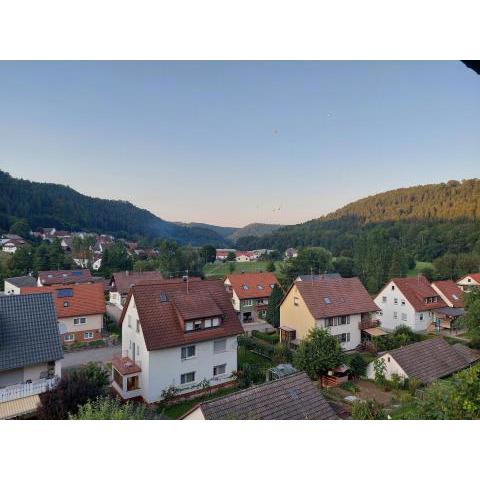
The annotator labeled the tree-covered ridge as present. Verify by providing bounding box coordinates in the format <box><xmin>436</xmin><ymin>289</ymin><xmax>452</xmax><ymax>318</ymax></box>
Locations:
<box><xmin>0</xmin><ymin>170</ymin><xmax>227</xmax><ymax>246</ymax></box>
<box><xmin>325</xmin><ymin>179</ymin><xmax>480</xmax><ymax>224</ymax></box>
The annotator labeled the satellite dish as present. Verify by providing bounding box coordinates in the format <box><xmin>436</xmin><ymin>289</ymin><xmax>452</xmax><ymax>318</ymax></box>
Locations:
<box><xmin>58</xmin><ymin>322</ymin><xmax>68</xmax><ymax>335</ymax></box>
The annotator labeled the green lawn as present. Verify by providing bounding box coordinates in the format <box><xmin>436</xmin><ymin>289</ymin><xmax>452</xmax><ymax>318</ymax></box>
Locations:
<box><xmin>203</xmin><ymin>260</ymin><xmax>284</xmax><ymax>278</ymax></box>
<box><xmin>407</xmin><ymin>261</ymin><xmax>433</xmax><ymax>277</ymax></box>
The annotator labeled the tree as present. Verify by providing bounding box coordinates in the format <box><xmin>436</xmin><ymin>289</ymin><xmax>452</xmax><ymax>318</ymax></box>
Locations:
<box><xmin>464</xmin><ymin>288</ymin><xmax>480</xmax><ymax>338</ymax></box>
<box><xmin>9</xmin><ymin>219</ymin><xmax>31</xmax><ymax>238</ymax></box>
<box><xmin>351</xmin><ymin>400</ymin><xmax>387</xmax><ymax>420</ymax></box>
<box><xmin>293</xmin><ymin>328</ymin><xmax>344</xmax><ymax>380</ymax></box>
<box><xmin>266</xmin><ymin>284</ymin><xmax>283</xmax><ymax>328</ymax></box>
<box><xmin>37</xmin><ymin>363</ymin><xmax>110</xmax><ymax>420</ymax></box>
<box><xmin>226</xmin><ymin>251</ymin><xmax>236</xmax><ymax>262</ymax></box>
<box><xmin>266</xmin><ymin>260</ymin><xmax>276</xmax><ymax>272</ymax></box>
<box><xmin>281</xmin><ymin>247</ymin><xmax>333</xmax><ymax>287</ymax></box>
<box><xmin>228</xmin><ymin>262</ymin><xmax>235</xmax><ymax>273</ymax></box>
<box><xmin>419</xmin><ymin>265</ymin><xmax>435</xmax><ymax>281</ymax></box>
<box><xmin>99</xmin><ymin>241</ymin><xmax>133</xmax><ymax>277</ymax></box>
<box><xmin>348</xmin><ymin>353</ymin><xmax>368</xmax><ymax>378</ymax></box>
<box><xmin>70</xmin><ymin>397</ymin><xmax>155</xmax><ymax>420</ymax></box>
<box><xmin>332</xmin><ymin>256</ymin><xmax>354</xmax><ymax>277</ymax></box>
<box><xmin>200</xmin><ymin>245</ymin><xmax>216</xmax><ymax>264</ymax></box>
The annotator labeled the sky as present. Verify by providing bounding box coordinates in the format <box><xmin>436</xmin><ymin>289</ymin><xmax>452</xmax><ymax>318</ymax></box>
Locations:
<box><xmin>0</xmin><ymin>61</ymin><xmax>479</xmax><ymax>227</ymax></box>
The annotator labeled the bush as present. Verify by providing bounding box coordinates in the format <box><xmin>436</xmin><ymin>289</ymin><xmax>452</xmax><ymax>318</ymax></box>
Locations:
<box><xmin>272</xmin><ymin>343</ymin><xmax>292</xmax><ymax>364</ymax></box>
<box><xmin>234</xmin><ymin>363</ymin><xmax>264</xmax><ymax>388</ymax></box>
<box><xmin>237</xmin><ymin>335</ymin><xmax>274</xmax><ymax>358</ymax></box>
<box><xmin>351</xmin><ymin>400</ymin><xmax>387</xmax><ymax>420</ymax></box>
<box><xmin>341</xmin><ymin>381</ymin><xmax>359</xmax><ymax>393</ymax></box>
<box><xmin>70</xmin><ymin>397</ymin><xmax>155</xmax><ymax>420</ymax></box>
<box><xmin>252</xmin><ymin>330</ymin><xmax>279</xmax><ymax>344</ymax></box>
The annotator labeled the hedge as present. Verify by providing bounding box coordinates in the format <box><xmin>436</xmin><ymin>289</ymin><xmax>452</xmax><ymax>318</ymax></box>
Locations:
<box><xmin>252</xmin><ymin>330</ymin><xmax>279</xmax><ymax>345</ymax></box>
<box><xmin>237</xmin><ymin>335</ymin><xmax>274</xmax><ymax>358</ymax></box>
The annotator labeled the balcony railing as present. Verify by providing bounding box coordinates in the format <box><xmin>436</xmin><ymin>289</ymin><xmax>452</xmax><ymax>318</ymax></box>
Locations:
<box><xmin>0</xmin><ymin>377</ymin><xmax>59</xmax><ymax>404</ymax></box>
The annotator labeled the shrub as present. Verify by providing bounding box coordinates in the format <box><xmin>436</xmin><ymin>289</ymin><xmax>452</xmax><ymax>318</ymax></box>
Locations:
<box><xmin>373</xmin><ymin>358</ymin><xmax>387</xmax><ymax>386</ymax></box>
<box><xmin>252</xmin><ymin>330</ymin><xmax>279</xmax><ymax>344</ymax></box>
<box><xmin>70</xmin><ymin>397</ymin><xmax>155</xmax><ymax>420</ymax></box>
<box><xmin>237</xmin><ymin>335</ymin><xmax>274</xmax><ymax>358</ymax></box>
<box><xmin>351</xmin><ymin>400</ymin><xmax>387</xmax><ymax>420</ymax></box>
<box><xmin>272</xmin><ymin>343</ymin><xmax>292</xmax><ymax>364</ymax></box>
<box><xmin>341</xmin><ymin>381</ymin><xmax>359</xmax><ymax>393</ymax></box>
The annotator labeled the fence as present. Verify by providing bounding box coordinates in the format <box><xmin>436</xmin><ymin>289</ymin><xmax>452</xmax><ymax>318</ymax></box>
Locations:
<box><xmin>0</xmin><ymin>377</ymin><xmax>58</xmax><ymax>403</ymax></box>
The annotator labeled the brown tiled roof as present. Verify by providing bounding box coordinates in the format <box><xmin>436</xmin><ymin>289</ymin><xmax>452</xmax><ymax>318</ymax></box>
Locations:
<box><xmin>432</xmin><ymin>280</ymin><xmax>464</xmax><ymax>308</ymax></box>
<box><xmin>112</xmin><ymin>355</ymin><xmax>141</xmax><ymax>375</ymax></box>
<box><xmin>123</xmin><ymin>279</ymin><xmax>243</xmax><ymax>351</ymax></box>
<box><xmin>226</xmin><ymin>272</ymin><xmax>279</xmax><ymax>300</ymax></box>
<box><xmin>111</xmin><ymin>271</ymin><xmax>165</xmax><ymax>295</ymax></box>
<box><xmin>293</xmin><ymin>277</ymin><xmax>378</xmax><ymax>319</ymax></box>
<box><xmin>451</xmin><ymin>343</ymin><xmax>480</xmax><ymax>364</ymax></box>
<box><xmin>38</xmin><ymin>269</ymin><xmax>92</xmax><ymax>286</ymax></box>
<box><xmin>391</xmin><ymin>276</ymin><xmax>446</xmax><ymax>312</ymax></box>
<box><xmin>388</xmin><ymin>338</ymin><xmax>478</xmax><ymax>384</ymax></box>
<box><xmin>21</xmin><ymin>283</ymin><xmax>106</xmax><ymax>318</ymax></box>
<box><xmin>188</xmin><ymin>372</ymin><xmax>338</xmax><ymax>420</ymax></box>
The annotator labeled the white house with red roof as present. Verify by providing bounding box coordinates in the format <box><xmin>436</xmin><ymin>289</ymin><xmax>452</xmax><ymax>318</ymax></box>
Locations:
<box><xmin>374</xmin><ymin>276</ymin><xmax>446</xmax><ymax>333</ymax></box>
<box><xmin>224</xmin><ymin>272</ymin><xmax>279</xmax><ymax>333</ymax></box>
<box><xmin>457</xmin><ymin>273</ymin><xmax>480</xmax><ymax>292</ymax></box>
<box><xmin>111</xmin><ymin>279</ymin><xmax>243</xmax><ymax>403</ymax></box>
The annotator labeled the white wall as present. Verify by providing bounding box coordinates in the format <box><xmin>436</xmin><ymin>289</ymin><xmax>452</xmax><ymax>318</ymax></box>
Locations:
<box><xmin>317</xmin><ymin>313</ymin><xmax>361</xmax><ymax>350</ymax></box>
<box><xmin>109</xmin><ymin>291</ymin><xmax>122</xmax><ymax>307</ymax></box>
<box><xmin>4</xmin><ymin>280</ymin><xmax>20</xmax><ymax>295</ymax></box>
<box><xmin>182</xmin><ymin>406</ymin><xmax>206</xmax><ymax>420</ymax></box>
<box><xmin>457</xmin><ymin>276</ymin><xmax>480</xmax><ymax>292</ymax></box>
<box><xmin>61</xmin><ymin>313</ymin><xmax>103</xmax><ymax>334</ymax></box>
<box><xmin>374</xmin><ymin>281</ymin><xmax>433</xmax><ymax>332</ymax></box>
<box><xmin>366</xmin><ymin>354</ymin><xmax>407</xmax><ymax>381</ymax></box>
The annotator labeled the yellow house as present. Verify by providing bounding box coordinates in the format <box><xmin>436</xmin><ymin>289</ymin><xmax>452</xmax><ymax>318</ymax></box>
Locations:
<box><xmin>279</xmin><ymin>277</ymin><xmax>379</xmax><ymax>351</ymax></box>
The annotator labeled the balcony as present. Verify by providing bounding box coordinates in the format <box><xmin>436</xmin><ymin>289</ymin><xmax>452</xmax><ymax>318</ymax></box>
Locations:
<box><xmin>359</xmin><ymin>318</ymin><xmax>380</xmax><ymax>330</ymax></box>
<box><xmin>111</xmin><ymin>352</ymin><xmax>142</xmax><ymax>400</ymax></box>
<box><xmin>0</xmin><ymin>377</ymin><xmax>59</xmax><ymax>404</ymax></box>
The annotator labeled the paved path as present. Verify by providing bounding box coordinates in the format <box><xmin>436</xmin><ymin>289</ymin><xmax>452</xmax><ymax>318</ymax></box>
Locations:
<box><xmin>62</xmin><ymin>345</ymin><xmax>121</xmax><ymax>369</ymax></box>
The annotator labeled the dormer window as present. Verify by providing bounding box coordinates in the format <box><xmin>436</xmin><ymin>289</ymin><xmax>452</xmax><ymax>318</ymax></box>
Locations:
<box><xmin>212</xmin><ymin>317</ymin><xmax>220</xmax><ymax>327</ymax></box>
<box><xmin>194</xmin><ymin>320</ymin><xmax>202</xmax><ymax>331</ymax></box>
<box><xmin>63</xmin><ymin>301</ymin><xmax>69</xmax><ymax>307</ymax></box>
<box><xmin>257</xmin><ymin>284</ymin><xmax>264</xmax><ymax>290</ymax></box>
<box><xmin>185</xmin><ymin>321</ymin><xmax>193</xmax><ymax>331</ymax></box>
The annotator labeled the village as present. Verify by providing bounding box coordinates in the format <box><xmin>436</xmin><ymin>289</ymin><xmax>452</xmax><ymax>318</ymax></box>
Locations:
<box><xmin>1</xmin><ymin>227</ymin><xmax>480</xmax><ymax>420</ymax></box>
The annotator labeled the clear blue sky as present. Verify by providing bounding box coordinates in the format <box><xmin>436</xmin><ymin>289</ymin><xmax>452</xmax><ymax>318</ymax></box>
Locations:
<box><xmin>1</xmin><ymin>61</ymin><xmax>479</xmax><ymax>227</ymax></box>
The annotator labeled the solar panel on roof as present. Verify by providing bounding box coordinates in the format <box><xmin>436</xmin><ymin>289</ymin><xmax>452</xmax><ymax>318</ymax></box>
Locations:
<box><xmin>73</xmin><ymin>271</ymin><xmax>82</xmax><ymax>276</ymax></box>
<box><xmin>57</xmin><ymin>288</ymin><xmax>73</xmax><ymax>298</ymax></box>
<box><xmin>160</xmin><ymin>292</ymin><xmax>168</xmax><ymax>303</ymax></box>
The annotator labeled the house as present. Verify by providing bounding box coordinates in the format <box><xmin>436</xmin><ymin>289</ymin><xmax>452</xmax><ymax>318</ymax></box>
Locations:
<box><xmin>284</xmin><ymin>248</ymin><xmax>298</xmax><ymax>259</ymax></box>
<box><xmin>1</xmin><ymin>238</ymin><xmax>26</xmax><ymax>254</ymax></box>
<box><xmin>429</xmin><ymin>280</ymin><xmax>465</xmax><ymax>333</ymax></box>
<box><xmin>4</xmin><ymin>275</ymin><xmax>37</xmax><ymax>295</ymax></box>
<box><xmin>366</xmin><ymin>337</ymin><xmax>479</xmax><ymax>384</ymax></box>
<box><xmin>182</xmin><ymin>372</ymin><xmax>338</xmax><ymax>420</ymax></box>
<box><xmin>92</xmin><ymin>255</ymin><xmax>102</xmax><ymax>271</ymax></box>
<box><xmin>37</xmin><ymin>269</ymin><xmax>93</xmax><ymax>286</ymax></box>
<box><xmin>279</xmin><ymin>276</ymin><xmax>379</xmax><ymax>350</ymax></box>
<box><xmin>111</xmin><ymin>279</ymin><xmax>243</xmax><ymax>403</ymax></box>
<box><xmin>457</xmin><ymin>273</ymin><xmax>480</xmax><ymax>292</ymax></box>
<box><xmin>21</xmin><ymin>283</ymin><xmax>106</xmax><ymax>345</ymax></box>
<box><xmin>216</xmin><ymin>249</ymin><xmax>235</xmax><ymax>261</ymax></box>
<box><xmin>374</xmin><ymin>276</ymin><xmax>446</xmax><ymax>333</ymax></box>
<box><xmin>224</xmin><ymin>272</ymin><xmax>279</xmax><ymax>333</ymax></box>
<box><xmin>108</xmin><ymin>270</ymin><xmax>165</xmax><ymax>307</ymax></box>
<box><xmin>235</xmin><ymin>251</ymin><xmax>256</xmax><ymax>262</ymax></box>
<box><xmin>431</xmin><ymin>280</ymin><xmax>464</xmax><ymax>308</ymax></box>
<box><xmin>0</xmin><ymin>294</ymin><xmax>63</xmax><ymax>419</ymax></box>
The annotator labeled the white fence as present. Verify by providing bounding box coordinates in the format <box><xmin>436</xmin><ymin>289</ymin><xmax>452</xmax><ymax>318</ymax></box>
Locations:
<box><xmin>0</xmin><ymin>377</ymin><xmax>58</xmax><ymax>403</ymax></box>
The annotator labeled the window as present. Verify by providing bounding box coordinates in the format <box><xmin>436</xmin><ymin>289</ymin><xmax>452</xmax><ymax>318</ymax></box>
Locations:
<box><xmin>63</xmin><ymin>301</ymin><xmax>69</xmax><ymax>307</ymax></box>
<box><xmin>242</xmin><ymin>285</ymin><xmax>248</xmax><ymax>291</ymax></box>
<box><xmin>128</xmin><ymin>315</ymin><xmax>132</xmax><ymax>328</ymax></box>
<box><xmin>84</xmin><ymin>332</ymin><xmax>94</xmax><ymax>340</ymax></box>
<box><xmin>181</xmin><ymin>345</ymin><xmax>196</xmax><ymax>359</ymax></box>
<box><xmin>212</xmin><ymin>317</ymin><xmax>220</xmax><ymax>327</ymax></box>
<box><xmin>419</xmin><ymin>314</ymin><xmax>424</xmax><ymax>321</ymax></box>
<box><xmin>214</xmin><ymin>338</ymin><xmax>227</xmax><ymax>353</ymax></box>
<box><xmin>452</xmin><ymin>294</ymin><xmax>459</xmax><ymax>301</ymax></box>
<box><xmin>204</xmin><ymin>319</ymin><xmax>212</xmax><ymax>328</ymax></box>
<box><xmin>64</xmin><ymin>333</ymin><xmax>75</xmax><ymax>342</ymax></box>
<box><xmin>136</xmin><ymin>320</ymin><xmax>140</xmax><ymax>333</ymax></box>
<box><xmin>136</xmin><ymin>345</ymin><xmax>140</xmax><ymax>356</ymax></box>
<box><xmin>324</xmin><ymin>297</ymin><xmax>332</xmax><ymax>304</ymax></box>
<box><xmin>394</xmin><ymin>298</ymin><xmax>398</xmax><ymax>305</ymax></box>
<box><xmin>73</xmin><ymin>317</ymin><xmax>86</xmax><ymax>325</ymax></box>
<box><xmin>257</xmin><ymin>284</ymin><xmax>264</xmax><ymax>290</ymax></box>
<box><xmin>401</xmin><ymin>299</ymin><xmax>406</xmax><ymax>306</ymax></box>
<box><xmin>387</xmin><ymin>356</ymin><xmax>391</xmax><ymax>363</ymax></box>
<box><xmin>194</xmin><ymin>320</ymin><xmax>202</xmax><ymax>331</ymax></box>
<box><xmin>213</xmin><ymin>364</ymin><xmax>226</xmax><ymax>376</ymax></box>
<box><xmin>244</xmin><ymin>299</ymin><xmax>253</xmax><ymax>306</ymax></box>
<box><xmin>293</xmin><ymin>296</ymin><xmax>299</xmax><ymax>306</ymax></box>
<box><xmin>335</xmin><ymin>333</ymin><xmax>350</xmax><ymax>344</ymax></box>
<box><xmin>185</xmin><ymin>321</ymin><xmax>193</xmax><ymax>331</ymax></box>
<box><xmin>401</xmin><ymin>313</ymin><xmax>407</xmax><ymax>322</ymax></box>
<box><xmin>393</xmin><ymin>311</ymin><xmax>398</xmax><ymax>319</ymax></box>
<box><xmin>382</xmin><ymin>296</ymin><xmax>387</xmax><ymax>303</ymax></box>
<box><xmin>180</xmin><ymin>371</ymin><xmax>195</xmax><ymax>384</ymax></box>
<box><xmin>391</xmin><ymin>285</ymin><xmax>395</xmax><ymax>291</ymax></box>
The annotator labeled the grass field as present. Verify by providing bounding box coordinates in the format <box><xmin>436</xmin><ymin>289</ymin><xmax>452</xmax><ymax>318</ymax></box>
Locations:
<box><xmin>203</xmin><ymin>260</ymin><xmax>285</xmax><ymax>278</ymax></box>
<box><xmin>407</xmin><ymin>261</ymin><xmax>433</xmax><ymax>277</ymax></box>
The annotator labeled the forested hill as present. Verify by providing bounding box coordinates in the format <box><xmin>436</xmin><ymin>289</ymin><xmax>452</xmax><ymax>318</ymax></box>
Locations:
<box><xmin>0</xmin><ymin>170</ymin><xmax>227</xmax><ymax>246</ymax></box>
<box><xmin>236</xmin><ymin>179</ymin><xmax>480</xmax><ymax>262</ymax></box>
<box><xmin>325</xmin><ymin>179</ymin><xmax>480</xmax><ymax>223</ymax></box>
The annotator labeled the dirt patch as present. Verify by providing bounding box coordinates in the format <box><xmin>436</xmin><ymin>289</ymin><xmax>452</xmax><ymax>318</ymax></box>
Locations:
<box><xmin>353</xmin><ymin>379</ymin><xmax>394</xmax><ymax>406</ymax></box>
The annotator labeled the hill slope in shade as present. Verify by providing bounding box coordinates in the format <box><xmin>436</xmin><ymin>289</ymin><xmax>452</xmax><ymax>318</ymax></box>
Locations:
<box><xmin>229</xmin><ymin>222</ymin><xmax>284</xmax><ymax>242</ymax></box>
<box><xmin>0</xmin><ymin>170</ymin><xmax>227</xmax><ymax>246</ymax></box>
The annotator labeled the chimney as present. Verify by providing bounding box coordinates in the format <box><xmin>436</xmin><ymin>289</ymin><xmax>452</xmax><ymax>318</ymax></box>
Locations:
<box><xmin>125</xmin><ymin>270</ymin><xmax>129</xmax><ymax>276</ymax></box>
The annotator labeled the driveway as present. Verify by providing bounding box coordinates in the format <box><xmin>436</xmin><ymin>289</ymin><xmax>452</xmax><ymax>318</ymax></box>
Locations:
<box><xmin>62</xmin><ymin>345</ymin><xmax>121</xmax><ymax>370</ymax></box>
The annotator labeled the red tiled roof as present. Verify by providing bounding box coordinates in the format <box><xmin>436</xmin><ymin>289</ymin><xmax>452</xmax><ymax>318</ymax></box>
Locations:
<box><xmin>292</xmin><ymin>277</ymin><xmax>379</xmax><ymax>319</ymax></box>
<box><xmin>458</xmin><ymin>273</ymin><xmax>480</xmax><ymax>284</ymax></box>
<box><xmin>432</xmin><ymin>280</ymin><xmax>464</xmax><ymax>308</ymax></box>
<box><xmin>112</xmin><ymin>355</ymin><xmax>141</xmax><ymax>375</ymax></box>
<box><xmin>391</xmin><ymin>276</ymin><xmax>446</xmax><ymax>312</ymax></box>
<box><xmin>38</xmin><ymin>269</ymin><xmax>92</xmax><ymax>286</ymax></box>
<box><xmin>226</xmin><ymin>272</ymin><xmax>279</xmax><ymax>300</ymax></box>
<box><xmin>121</xmin><ymin>279</ymin><xmax>243</xmax><ymax>351</ymax></box>
<box><xmin>21</xmin><ymin>283</ymin><xmax>106</xmax><ymax>318</ymax></box>
<box><xmin>110</xmin><ymin>271</ymin><xmax>165</xmax><ymax>295</ymax></box>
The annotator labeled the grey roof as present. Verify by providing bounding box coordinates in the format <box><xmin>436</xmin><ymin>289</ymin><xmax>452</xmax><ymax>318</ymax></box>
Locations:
<box><xmin>0</xmin><ymin>294</ymin><xmax>64</xmax><ymax>373</ymax></box>
<box><xmin>4</xmin><ymin>276</ymin><xmax>37</xmax><ymax>288</ymax></box>
<box><xmin>451</xmin><ymin>343</ymin><xmax>480</xmax><ymax>364</ymax></box>
<box><xmin>387</xmin><ymin>338</ymin><xmax>478</xmax><ymax>384</ymax></box>
<box><xmin>192</xmin><ymin>372</ymin><xmax>338</xmax><ymax>420</ymax></box>
<box><xmin>297</xmin><ymin>273</ymin><xmax>341</xmax><ymax>281</ymax></box>
<box><xmin>268</xmin><ymin>363</ymin><xmax>298</xmax><ymax>378</ymax></box>
<box><xmin>434</xmin><ymin>307</ymin><xmax>465</xmax><ymax>317</ymax></box>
